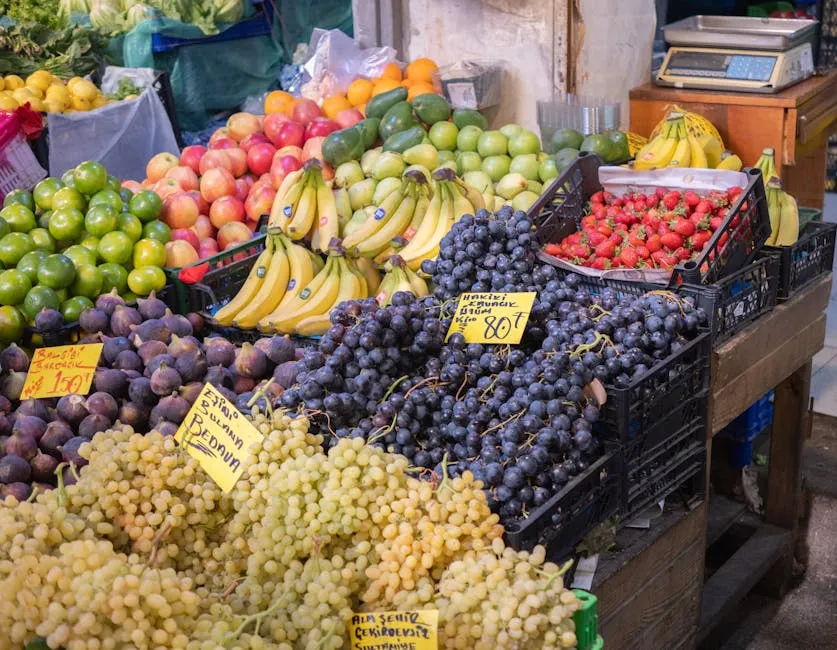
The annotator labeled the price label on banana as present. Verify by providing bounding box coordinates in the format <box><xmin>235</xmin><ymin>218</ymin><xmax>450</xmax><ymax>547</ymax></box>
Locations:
<box><xmin>446</xmin><ymin>292</ymin><xmax>537</xmax><ymax>344</ymax></box>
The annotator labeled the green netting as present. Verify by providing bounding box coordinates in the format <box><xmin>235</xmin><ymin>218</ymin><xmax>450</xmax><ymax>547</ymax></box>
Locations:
<box><xmin>276</xmin><ymin>0</ymin><xmax>352</xmax><ymax>48</ymax></box>
<box><xmin>121</xmin><ymin>16</ymin><xmax>284</xmax><ymax>131</ymax></box>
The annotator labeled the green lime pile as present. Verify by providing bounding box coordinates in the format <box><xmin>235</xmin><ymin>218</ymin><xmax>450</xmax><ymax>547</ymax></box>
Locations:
<box><xmin>551</xmin><ymin>128</ymin><xmax>631</xmax><ymax>171</ymax></box>
<box><xmin>0</xmin><ymin>161</ymin><xmax>171</xmax><ymax>342</ymax></box>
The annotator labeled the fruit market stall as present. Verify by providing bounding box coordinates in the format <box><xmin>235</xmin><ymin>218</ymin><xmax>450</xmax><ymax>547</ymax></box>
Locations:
<box><xmin>629</xmin><ymin>70</ymin><xmax>837</xmax><ymax>209</ymax></box>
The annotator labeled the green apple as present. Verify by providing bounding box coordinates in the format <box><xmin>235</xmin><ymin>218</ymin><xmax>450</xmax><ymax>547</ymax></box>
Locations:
<box><xmin>456</xmin><ymin>151</ymin><xmax>483</xmax><ymax>175</ymax></box>
<box><xmin>508</xmin><ymin>130</ymin><xmax>542</xmax><ymax>157</ymax></box>
<box><xmin>456</xmin><ymin>125</ymin><xmax>483</xmax><ymax>152</ymax></box>
<box><xmin>437</xmin><ymin>150</ymin><xmax>456</xmax><ymax>164</ymax></box>
<box><xmin>477</xmin><ymin>130</ymin><xmax>508</xmax><ymax>157</ymax></box>
<box><xmin>499</xmin><ymin>123</ymin><xmax>523</xmax><ymax>139</ymax></box>
<box><xmin>538</xmin><ymin>158</ymin><xmax>560</xmax><ymax>182</ymax></box>
<box><xmin>509</xmin><ymin>154</ymin><xmax>540</xmax><ymax>181</ymax></box>
<box><xmin>429</xmin><ymin>121</ymin><xmax>459</xmax><ymax>151</ymax></box>
<box><xmin>482</xmin><ymin>155</ymin><xmax>511</xmax><ymax>182</ymax></box>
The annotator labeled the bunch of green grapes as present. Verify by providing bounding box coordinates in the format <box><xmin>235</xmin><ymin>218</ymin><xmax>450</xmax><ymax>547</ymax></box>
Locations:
<box><xmin>435</xmin><ymin>538</ymin><xmax>582</xmax><ymax>650</ymax></box>
<box><xmin>361</xmin><ymin>468</ymin><xmax>503</xmax><ymax>608</ymax></box>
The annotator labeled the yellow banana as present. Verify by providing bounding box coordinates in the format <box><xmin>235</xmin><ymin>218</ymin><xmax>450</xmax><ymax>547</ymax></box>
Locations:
<box><xmin>453</xmin><ymin>178</ymin><xmax>485</xmax><ymax>211</ymax></box>
<box><xmin>449</xmin><ymin>182</ymin><xmax>476</xmax><ymax>220</ymax></box>
<box><xmin>271</xmin><ymin>256</ymin><xmax>342</xmax><ymax>332</ymax></box>
<box><xmin>402</xmin><ymin>192</ymin><xmax>429</xmax><ymax>244</ymax></box>
<box><xmin>395</xmin><ymin>184</ymin><xmax>442</xmax><ymax>264</ymax></box>
<box><xmin>633</xmin><ymin>119</ymin><xmax>677</xmax><ymax>170</ymax></box>
<box><xmin>315</xmin><ymin>167</ymin><xmax>339</xmax><ymax>252</ymax></box>
<box><xmin>765</xmin><ymin>183</ymin><xmax>781</xmax><ymax>246</ymax></box>
<box><xmin>345</xmin><ymin>258</ymin><xmax>369</xmax><ymax>297</ymax></box>
<box><xmin>402</xmin><ymin>182</ymin><xmax>455</xmax><ymax>271</ymax></box>
<box><xmin>269</xmin><ymin>169</ymin><xmax>305</xmax><ymax>228</ymax></box>
<box><xmin>775</xmin><ymin>190</ymin><xmax>799</xmax><ymax>246</ymax></box>
<box><xmin>403</xmin><ymin>264</ymin><xmax>429</xmax><ymax>297</ymax></box>
<box><xmin>375</xmin><ymin>266</ymin><xmax>414</xmax><ymax>306</ymax></box>
<box><xmin>211</xmin><ymin>241</ymin><xmax>272</xmax><ymax>326</ymax></box>
<box><xmin>354</xmin><ymin>257</ymin><xmax>381</xmax><ymax>294</ymax></box>
<box><xmin>334</xmin><ymin>186</ymin><xmax>352</xmax><ymax>223</ymax></box>
<box><xmin>667</xmin><ymin>123</ymin><xmax>691</xmax><ymax>168</ymax></box>
<box><xmin>698</xmin><ymin>134</ymin><xmax>723</xmax><ymax>168</ymax></box>
<box><xmin>286</xmin><ymin>180</ymin><xmax>317</xmax><ymax>240</ymax></box>
<box><xmin>271</xmin><ymin>236</ymin><xmax>316</xmax><ymax>312</ymax></box>
<box><xmin>341</xmin><ymin>183</ymin><xmax>407</xmax><ymax>249</ymax></box>
<box><xmin>688</xmin><ymin>134</ymin><xmax>708</xmax><ymax>168</ymax></box>
<box><xmin>294</xmin><ymin>259</ymin><xmax>364</xmax><ymax>336</ymax></box>
<box><xmin>293</xmin><ymin>314</ymin><xmax>332</xmax><ymax>337</ymax></box>
<box><xmin>716</xmin><ymin>153</ymin><xmax>743</xmax><ymax>171</ymax></box>
<box><xmin>232</xmin><ymin>236</ymin><xmax>290</xmax><ymax>328</ymax></box>
<box><xmin>352</xmin><ymin>187</ymin><xmax>418</xmax><ymax>258</ymax></box>
<box><xmin>755</xmin><ymin>147</ymin><xmax>779</xmax><ymax>183</ymax></box>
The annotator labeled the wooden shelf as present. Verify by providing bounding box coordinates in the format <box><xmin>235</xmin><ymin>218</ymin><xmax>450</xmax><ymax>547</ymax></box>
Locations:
<box><xmin>706</xmin><ymin>495</ymin><xmax>747</xmax><ymax>548</ymax></box>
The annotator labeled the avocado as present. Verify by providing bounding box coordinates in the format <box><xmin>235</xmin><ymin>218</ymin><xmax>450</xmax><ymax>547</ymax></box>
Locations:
<box><xmin>412</xmin><ymin>93</ymin><xmax>451</xmax><ymax>125</ymax></box>
<box><xmin>354</xmin><ymin>118</ymin><xmax>381</xmax><ymax>149</ymax></box>
<box><xmin>378</xmin><ymin>101</ymin><xmax>418</xmax><ymax>142</ymax></box>
<box><xmin>551</xmin><ymin>128</ymin><xmax>583</xmax><ymax>153</ymax></box>
<box><xmin>607</xmin><ymin>130</ymin><xmax>630</xmax><ymax>161</ymax></box>
<box><xmin>580</xmin><ymin>134</ymin><xmax>616</xmax><ymax>163</ymax></box>
<box><xmin>554</xmin><ymin>148</ymin><xmax>580</xmax><ymax>171</ymax></box>
<box><xmin>382</xmin><ymin>126</ymin><xmax>426</xmax><ymax>154</ymax></box>
<box><xmin>322</xmin><ymin>127</ymin><xmax>366</xmax><ymax>167</ymax></box>
<box><xmin>452</xmin><ymin>108</ymin><xmax>488</xmax><ymax>131</ymax></box>
<box><xmin>365</xmin><ymin>86</ymin><xmax>409</xmax><ymax>120</ymax></box>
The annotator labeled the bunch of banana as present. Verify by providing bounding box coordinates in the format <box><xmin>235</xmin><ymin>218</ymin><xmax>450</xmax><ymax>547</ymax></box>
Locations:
<box><xmin>649</xmin><ymin>104</ymin><xmax>725</xmax><ymax>148</ymax></box>
<box><xmin>375</xmin><ymin>255</ymin><xmax>429</xmax><ymax>306</ymax></box>
<box><xmin>754</xmin><ymin>147</ymin><xmax>779</xmax><ymax>183</ymax></box>
<box><xmin>255</xmin><ymin>254</ymin><xmax>369</xmax><ymax>336</ymax></box>
<box><xmin>765</xmin><ymin>177</ymin><xmax>799</xmax><ymax>246</ymax></box>
<box><xmin>635</xmin><ymin>113</ymin><xmax>740</xmax><ymax>171</ymax></box>
<box><xmin>269</xmin><ymin>159</ymin><xmax>339</xmax><ymax>252</ymax></box>
<box><xmin>211</xmin><ymin>233</ymin><xmax>318</xmax><ymax>329</ymax></box>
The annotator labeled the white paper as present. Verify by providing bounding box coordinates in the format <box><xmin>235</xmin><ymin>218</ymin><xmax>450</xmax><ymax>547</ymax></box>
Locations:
<box><xmin>571</xmin><ymin>553</ymin><xmax>599</xmax><ymax>590</ymax></box>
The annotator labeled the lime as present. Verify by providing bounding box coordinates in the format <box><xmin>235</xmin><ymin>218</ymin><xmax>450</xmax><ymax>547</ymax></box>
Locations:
<box><xmin>73</xmin><ymin>161</ymin><xmax>108</xmax><ymax>196</ymax></box>
<box><xmin>118</xmin><ymin>213</ymin><xmax>143</xmax><ymax>243</ymax></box>
<box><xmin>98</xmin><ymin>262</ymin><xmax>128</xmax><ymax>294</ymax></box>
<box><xmin>0</xmin><ymin>269</ymin><xmax>31</xmax><ymax>306</ymax></box>
<box><xmin>51</xmin><ymin>187</ymin><xmax>86</xmax><ymax>212</ymax></box>
<box><xmin>554</xmin><ymin>148</ymin><xmax>580</xmax><ymax>171</ymax></box>
<box><xmin>61</xmin><ymin>169</ymin><xmax>76</xmax><ymax>189</ymax></box>
<box><xmin>37</xmin><ymin>254</ymin><xmax>76</xmax><ymax>290</ymax></box>
<box><xmin>0</xmin><ymin>204</ymin><xmax>35</xmax><ymax>233</ymax></box>
<box><xmin>607</xmin><ymin>130</ymin><xmax>630</xmax><ymax>161</ymax></box>
<box><xmin>71</xmin><ymin>264</ymin><xmax>103</xmax><ymax>299</ymax></box>
<box><xmin>129</xmin><ymin>190</ymin><xmax>163</xmax><ymax>223</ymax></box>
<box><xmin>133</xmin><ymin>238</ymin><xmax>167</xmax><ymax>268</ymax></box>
<box><xmin>3</xmin><ymin>189</ymin><xmax>35</xmax><ymax>212</ymax></box>
<box><xmin>33</xmin><ymin>178</ymin><xmax>64</xmax><ymax>211</ymax></box>
<box><xmin>142</xmin><ymin>220</ymin><xmax>171</xmax><ymax>244</ymax></box>
<box><xmin>580</xmin><ymin>134</ymin><xmax>616</xmax><ymax>162</ymax></box>
<box><xmin>37</xmin><ymin>211</ymin><xmax>51</xmax><ymax>229</ymax></box>
<box><xmin>106</xmin><ymin>175</ymin><xmax>122</xmax><ymax>193</ymax></box>
<box><xmin>551</xmin><ymin>128</ymin><xmax>584</xmax><ymax>153</ymax></box>
<box><xmin>127</xmin><ymin>266</ymin><xmax>166</xmax><ymax>296</ymax></box>
<box><xmin>0</xmin><ymin>305</ymin><xmax>25</xmax><ymax>343</ymax></box>
<box><xmin>49</xmin><ymin>207</ymin><xmax>85</xmax><ymax>241</ymax></box>
<box><xmin>0</xmin><ymin>232</ymin><xmax>34</xmax><ymax>267</ymax></box>
<box><xmin>89</xmin><ymin>189</ymin><xmax>123</xmax><ymax>213</ymax></box>
<box><xmin>29</xmin><ymin>227</ymin><xmax>56</xmax><ymax>253</ymax></box>
<box><xmin>63</xmin><ymin>244</ymin><xmax>97</xmax><ymax>269</ymax></box>
<box><xmin>80</xmin><ymin>236</ymin><xmax>99</xmax><ymax>252</ymax></box>
<box><xmin>61</xmin><ymin>296</ymin><xmax>94</xmax><ymax>322</ymax></box>
<box><xmin>16</xmin><ymin>250</ymin><xmax>47</xmax><ymax>284</ymax></box>
<box><xmin>55</xmin><ymin>289</ymin><xmax>69</xmax><ymax>304</ymax></box>
<box><xmin>119</xmin><ymin>187</ymin><xmax>134</xmax><ymax>206</ymax></box>
<box><xmin>0</xmin><ymin>217</ymin><xmax>9</xmax><ymax>240</ymax></box>
<box><xmin>84</xmin><ymin>204</ymin><xmax>118</xmax><ymax>237</ymax></box>
<box><xmin>23</xmin><ymin>285</ymin><xmax>60</xmax><ymax>321</ymax></box>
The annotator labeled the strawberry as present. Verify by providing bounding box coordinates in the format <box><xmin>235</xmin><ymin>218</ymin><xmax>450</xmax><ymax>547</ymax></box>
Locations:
<box><xmin>581</xmin><ymin>215</ymin><xmax>598</xmax><ymax>228</ymax></box>
<box><xmin>591</xmin><ymin>257</ymin><xmax>611</xmax><ymax>271</ymax></box>
<box><xmin>633</xmin><ymin>197</ymin><xmax>647</xmax><ymax>212</ymax></box>
<box><xmin>645</xmin><ymin>193</ymin><xmax>660</xmax><ymax>208</ymax></box>
<box><xmin>590</xmin><ymin>191</ymin><xmax>605</xmax><ymax>204</ymax></box>
<box><xmin>567</xmin><ymin>232</ymin><xmax>583</xmax><ymax>245</ymax></box>
<box><xmin>675</xmin><ymin>247</ymin><xmax>692</xmax><ymax>261</ymax></box>
<box><xmin>695</xmin><ymin>199</ymin><xmax>713</xmax><ymax>214</ymax></box>
<box><xmin>646</xmin><ymin>234</ymin><xmax>662</xmax><ymax>252</ymax></box>
<box><xmin>596</xmin><ymin>224</ymin><xmax>613</xmax><ymax>237</ymax></box>
<box><xmin>726</xmin><ymin>186</ymin><xmax>743</xmax><ymax>201</ymax></box>
<box><xmin>594</xmin><ymin>240</ymin><xmax>616</xmax><ymax>258</ymax></box>
<box><xmin>661</xmin><ymin>254</ymin><xmax>679</xmax><ymax>268</ymax></box>
<box><xmin>709</xmin><ymin>216</ymin><xmax>723</xmax><ymax>231</ymax></box>
<box><xmin>620</xmin><ymin>247</ymin><xmax>639</xmax><ymax>268</ymax></box>
<box><xmin>690</xmin><ymin>231</ymin><xmax>712</xmax><ymax>251</ymax></box>
<box><xmin>660</xmin><ymin>232</ymin><xmax>683</xmax><ymax>250</ymax></box>
<box><xmin>587</xmin><ymin>231</ymin><xmax>607</xmax><ymax>246</ymax></box>
<box><xmin>544</xmin><ymin>244</ymin><xmax>561</xmax><ymax>256</ymax></box>
<box><xmin>570</xmin><ymin>243</ymin><xmax>591</xmax><ymax>258</ymax></box>
<box><xmin>673</xmin><ymin>218</ymin><xmax>695</xmax><ymax>237</ymax></box>
<box><xmin>635</xmin><ymin>244</ymin><xmax>650</xmax><ymax>259</ymax></box>
<box><xmin>655</xmin><ymin>187</ymin><xmax>667</xmax><ymax>199</ymax></box>
<box><xmin>662</xmin><ymin>191</ymin><xmax>681</xmax><ymax>210</ymax></box>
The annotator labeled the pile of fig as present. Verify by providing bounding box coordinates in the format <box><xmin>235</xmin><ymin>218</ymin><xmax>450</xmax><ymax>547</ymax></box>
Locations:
<box><xmin>0</xmin><ymin>289</ymin><xmax>306</xmax><ymax>498</ymax></box>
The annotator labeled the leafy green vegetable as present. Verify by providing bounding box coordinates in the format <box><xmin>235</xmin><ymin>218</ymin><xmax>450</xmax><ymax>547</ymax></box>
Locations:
<box><xmin>106</xmin><ymin>77</ymin><xmax>141</xmax><ymax>100</ymax></box>
<box><xmin>0</xmin><ymin>0</ymin><xmax>64</xmax><ymax>30</ymax></box>
<box><xmin>0</xmin><ymin>24</ymin><xmax>110</xmax><ymax>78</ymax></box>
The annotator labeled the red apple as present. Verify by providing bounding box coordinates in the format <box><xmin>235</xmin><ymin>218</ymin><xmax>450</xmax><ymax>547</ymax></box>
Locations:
<box><xmin>263</xmin><ymin>112</ymin><xmax>293</xmax><ymax>144</ymax></box>
<box><xmin>234</xmin><ymin>178</ymin><xmax>250</xmax><ymax>202</ymax></box>
<box><xmin>269</xmin><ymin>154</ymin><xmax>303</xmax><ymax>189</ymax></box>
<box><xmin>275</xmin><ymin>121</ymin><xmax>305</xmax><ymax>149</ymax></box>
<box><xmin>153</xmin><ymin>177</ymin><xmax>181</xmax><ymax>201</ymax></box>
<box><xmin>225</xmin><ymin>147</ymin><xmax>248</xmax><ymax>178</ymax></box>
<box><xmin>200</xmin><ymin>168</ymin><xmax>236</xmax><ymax>203</ymax></box>
<box><xmin>210</xmin><ymin>195</ymin><xmax>246</xmax><ymax>229</ymax></box>
<box><xmin>121</xmin><ymin>180</ymin><xmax>142</xmax><ymax>193</ymax></box>
<box><xmin>217</xmin><ymin>221</ymin><xmax>252</xmax><ymax>249</ymax></box>
<box><xmin>146</xmin><ymin>152</ymin><xmax>180</xmax><ymax>183</ymax></box>
<box><xmin>210</xmin><ymin>137</ymin><xmax>237</xmax><ymax>150</ymax></box>
<box><xmin>186</xmin><ymin>189</ymin><xmax>210</xmax><ymax>215</ymax></box>
<box><xmin>336</xmin><ymin>108</ymin><xmax>364</xmax><ymax>129</ymax></box>
<box><xmin>199</xmin><ymin>150</ymin><xmax>232</xmax><ymax>175</ymax></box>
<box><xmin>164</xmin><ymin>165</ymin><xmax>199</xmax><ymax>191</ymax></box>
<box><xmin>179</xmin><ymin>145</ymin><xmax>206</xmax><ymax>174</ymax></box>
<box><xmin>165</xmin><ymin>240</ymin><xmax>200</xmax><ymax>267</ymax></box>
<box><xmin>171</xmin><ymin>227</ymin><xmax>200</xmax><ymax>251</ymax></box>
<box><xmin>162</xmin><ymin>192</ymin><xmax>200</xmax><ymax>229</ymax></box>
<box><xmin>304</xmin><ymin>117</ymin><xmax>340</xmax><ymax>140</ymax></box>
<box><xmin>198</xmin><ymin>237</ymin><xmax>220</xmax><ymax>259</ymax></box>
<box><xmin>245</xmin><ymin>182</ymin><xmax>277</xmax><ymax>221</ymax></box>
<box><xmin>292</xmin><ymin>98</ymin><xmax>322</xmax><ymax>127</ymax></box>
<box><xmin>192</xmin><ymin>214</ymin><xmax>215</xmax><ymax>240</ymax></box>
<box><xmin>227</xmin><ymin>112</ymin><xmax>262</xmax><ymax>142</ymax></box>
<box><xmin>239</xmin><ymin>132</ymin><xmax>271</xmax><ymax>153</ymax></box>
<box><xmin>208</xmin><ymin>127</ymin><xmax>230</xmax><ymax>148</ymax></box>
<box><xmin>246</xmin><ymin>142</ymin><xmax>277</xmax><ymax>176</ymax></box>
<box><xmin>302</xmin><ymin>136</ymin><xmax>326</xmax><ymax>162</ymax></box>
<box><xmin>275</xmin><ymin>145</ymin><xmax>303</xmax><ymax>161</ymax></box>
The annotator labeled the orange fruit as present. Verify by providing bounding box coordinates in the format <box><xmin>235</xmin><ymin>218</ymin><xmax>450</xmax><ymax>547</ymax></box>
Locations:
<box><xmin>380</xmin><ymin>62</ymin><xmax>402</xmax><ymax>81</ymax></box>
<box><xmin>347</xmin><ymin>78</ymin><xmax>374</xmax><ymax>106</ymax></box>
<box><xmin>400</xmin><ymin>78</ymin><xmax>415</xmax><ymax>88</ymax></box>
<box><xmin>322</xmin><ymin>95</ymin><xmax>353</xmax><ymax>120</ymax></box>
<box><xmin>372</xmin><ymin>79</ymin><xmax>401</xmax><ymax>96</ymax></box>
<box><xmin>407</xmin><ymin>82</ymin><xmax>437</xmax><ymax>101</ymax></box>
<box><xmin>405</xmin><ymin>58</ymin><xmax>438</xmax><ymax>84</ymax></box>
<box><xmin>265</xmin><ymin>90</ymin><xmax>295</xmax><ymax>115</ymax></box>
<box><xmin>356</xmin><ymin>103</ymin><xmax>366</xmax><ymax>116</ymax></box>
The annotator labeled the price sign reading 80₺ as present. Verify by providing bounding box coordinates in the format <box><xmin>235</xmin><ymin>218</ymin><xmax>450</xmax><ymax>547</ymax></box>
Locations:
<box><xmin>20</xmin><ymin>343</ymin><xmax>104</xmax><ymax>400</ymax></box>
<box><xmin>446</xmin><ymin>292</ymin><xmax>537</xmax><ymax>345</ymax></box>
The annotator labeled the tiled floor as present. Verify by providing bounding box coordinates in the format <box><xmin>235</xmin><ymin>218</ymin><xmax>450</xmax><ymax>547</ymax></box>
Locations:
<box><xmin>811</xmin><ymin>193</ymin><xmax>837</xmax><ymax>416</ymax></box>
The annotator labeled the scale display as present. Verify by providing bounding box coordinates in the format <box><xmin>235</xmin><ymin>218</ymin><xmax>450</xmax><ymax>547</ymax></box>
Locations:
<box><xmin>665</xmin><ymin>51</ymin><xmax>776</xmax><ymax>81</ymax></box>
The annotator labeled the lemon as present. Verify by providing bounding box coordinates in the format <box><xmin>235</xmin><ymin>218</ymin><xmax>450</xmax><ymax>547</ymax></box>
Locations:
<box><xmin>4</xmin><ymin>75</ymin><xmax>24</xmax><ymax>90</ymax></box>
<box><xmin>12</xmin><ymin>87</ymin><xmax>33</xmax><ymax>104</ymax></box>
<box><xmin>24</xmin><ymin>86</ymin><xmax>44</xmax><ymax>99</ymax></box>
<box><xmin>0</xmin><ymin>78</ymin><xmax>5</xmax><ymax>92</ymax></box>
<box><xmin>92</xmin><ymin>95</ymin><xmax>107</xmax><ymax>109</ymax></box>
<box><xmin>43</xmin><ymin>99</ymin><xmax>65</xmax><ymax>114</ymax></box>
<box><xmin>27</xmin><ymin>97</ymin><xmax>45</xmax><ymax>112</ymax></box>
<box><xmin>0</xmin><ymin>96</ymin><xmax>18</xmax><ymax>111</ymax></box>
<box><xmin>71</xmin><ymin>95</ymin><xmax>92</xmax><ymax>111</ymax></box>
<box><xmin>46</xmin><ymin>85</ymin><xmax>69</xmax><ymax>103</ymax></box>
<box><xmin>66</xmin><ymin>76</ymin><xmax>83</xmax><ymax>91</ymax></box>
<box><xmin>71</xmin><ymin>79</ymin><xmax>97</xmax><ymax>101</ymax></box>
<box><xmin>25</xmin><ymin>73</ymin><xmax>50</xmax><ymax>92</ymax></box>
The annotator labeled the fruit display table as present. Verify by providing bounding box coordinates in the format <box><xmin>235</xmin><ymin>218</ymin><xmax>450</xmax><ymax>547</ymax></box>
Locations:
<box><xmin>628</xmin><ymin>71</ymin><xmax>837</xmax><ymax>209</ymax></box>
<box><xmin>591</xmin><ymin>273</ymin><xmax>831</xmax><ymax>649</ymax></box>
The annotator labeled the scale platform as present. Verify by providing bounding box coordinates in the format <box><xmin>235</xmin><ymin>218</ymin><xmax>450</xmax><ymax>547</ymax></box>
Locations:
<box><xmin>655</xmin><ymin>16</ymin><xmax>817</xmax><ymax>93</ymax></box>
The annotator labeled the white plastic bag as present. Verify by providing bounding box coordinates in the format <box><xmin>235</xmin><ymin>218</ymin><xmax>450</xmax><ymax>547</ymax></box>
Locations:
<box><xmin>100</xmin><ymin>66</ymin><xmax>158</xmax><ymax>95</ymax></box>
<box><xmin>47</xmin><ymin>88</ymin><xmax>180</xmax><ymax>181</ymax></box>
<box><xmin>300</xmin><ymin>28</ymin><xmax>398</xmax><ymax>102</ymax></box>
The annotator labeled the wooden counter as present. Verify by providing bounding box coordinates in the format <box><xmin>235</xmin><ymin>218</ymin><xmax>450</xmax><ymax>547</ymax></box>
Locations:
<box><xmin>629</xmin><ymin>72</ymin><xmax>837</xmax><ymax>209</ymax></box>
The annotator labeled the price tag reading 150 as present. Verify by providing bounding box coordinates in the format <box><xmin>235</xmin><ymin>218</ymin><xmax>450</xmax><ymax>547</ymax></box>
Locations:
<box><xmin>20</xmin><ymin>343</ymin><xmax>104</xmax><ymax>400</ymax></box>
<box><xmin>446</xmin><ymin>292</ymin><xmax>536</xmax><ymax>345</ymax></box>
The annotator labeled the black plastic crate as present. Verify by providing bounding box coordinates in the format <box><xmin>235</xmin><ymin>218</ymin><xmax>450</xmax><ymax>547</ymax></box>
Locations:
<box><xmin>21</xmin><ymin>321</ymin><xmax>81</xmax><ymax>348</ymax></box>
<box><xmin>764</xmin><ymin>221</ymin><xmax>837</xmax><ymax>301</ymax></box>
<box><xmin>531</xmin><ymin>152</ymin><xmax>771</xmax><ymax>286</ymax></box>
<box><xmin>503</xmin><ymin>449</ymin><xmax>621</xmax><ymax>561</ymax></box>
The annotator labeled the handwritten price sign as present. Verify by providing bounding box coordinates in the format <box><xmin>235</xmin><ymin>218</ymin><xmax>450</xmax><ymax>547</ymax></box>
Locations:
<box><xmin>446</xmin><ymin>292</ymin><xmax>536</xmax><ymax>345</ymax></box>
<box><xmin>20</xmin><ymin>343</ymin><xmax>103</xmax><ymax>400</ymax></box>
<box><xmin>348</xmin><ymin>610</ymin><xmax>438</xmax><ymax>650</ymax></box>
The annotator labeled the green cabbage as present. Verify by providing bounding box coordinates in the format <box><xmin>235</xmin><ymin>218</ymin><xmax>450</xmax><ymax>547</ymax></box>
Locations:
<box><xmin>213</xmin><ymin>0</ymin><xmax>243</xmax><ymax>24</ymax></box>
<box><xmin>89</xmin><ymin>0</ymin><xmax>125</xmax><ymax>33</ymax></box>
<box><xmin>58</xmin><ymin>0</ymin><xmax>92</xmax><ymax>24</ymax></box>
<box><xmin>125</xmin><ymin>3</ymin><xmax>154</xmax><ymax>29</ymax></box>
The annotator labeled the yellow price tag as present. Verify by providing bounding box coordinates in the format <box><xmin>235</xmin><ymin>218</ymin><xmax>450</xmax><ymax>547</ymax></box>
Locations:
<box><xmin>174</xmin><ymin>383</ymin><xmax>263</xmax><ymax>493</ymax></box>
<box><xmin>348</xmin><ymin>610</ymin><xmax>438</xmax><ymax>650</ymax></box>
<box><xmin>446</xmin><ymin>292</ymin><xmax>536</xmax><ymax>344</ymax></box>
<box><xmin>20</xmin><ymin>343</ymin><xmax>103</xmax><ymax>400</ymax></box>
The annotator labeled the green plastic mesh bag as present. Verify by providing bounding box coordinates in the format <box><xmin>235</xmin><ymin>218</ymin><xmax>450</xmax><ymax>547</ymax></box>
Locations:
<box><xmin>121</xmin><ymin>16</ymin><xmax>284</xmax><ymax>131</ymax></box>
<box><xmin>277</xmin><ymin>0</ymin><xmax>353</xmax><ymax>48</ymax></box>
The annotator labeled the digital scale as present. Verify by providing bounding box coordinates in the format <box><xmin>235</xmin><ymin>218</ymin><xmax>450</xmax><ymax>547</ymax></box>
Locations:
<box><xmin>656</xmin><ymin>16</ymin><xmax>818</xmax><ymax>93</ymax></box>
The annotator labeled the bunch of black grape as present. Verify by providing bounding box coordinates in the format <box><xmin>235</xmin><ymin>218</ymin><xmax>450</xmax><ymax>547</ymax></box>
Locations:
<box><xmin>421</xmin><ymin>207</ymin><xmax>541</xmax><ymax>301</ymax></box>
<box><xmin>279</xmin><ymin>294</ymin><xmax>452</xmax><ymax>443</ymax></box>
